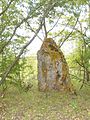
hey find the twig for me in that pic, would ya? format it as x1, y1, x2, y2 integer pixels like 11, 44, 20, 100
69, 27, 90, 41
47, 17, 60, 33
75, 59, 90, 74
53, 16, 72, 39
26, 21, 43, 41
59, 18, 78, 47
69, 73, 83, 81
42, 1, 57, 38
0, 16, 29, 53
0, 0, 14, 16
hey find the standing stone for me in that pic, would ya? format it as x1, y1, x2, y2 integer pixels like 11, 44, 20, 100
37, 38, 73, 92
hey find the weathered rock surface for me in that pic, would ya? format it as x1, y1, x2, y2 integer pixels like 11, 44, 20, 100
37, 38, 73, 92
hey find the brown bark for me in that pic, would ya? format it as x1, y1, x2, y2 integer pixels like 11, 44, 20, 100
0, 22, 42, 85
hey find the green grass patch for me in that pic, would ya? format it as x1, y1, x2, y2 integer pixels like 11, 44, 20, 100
0, 80, 90, 120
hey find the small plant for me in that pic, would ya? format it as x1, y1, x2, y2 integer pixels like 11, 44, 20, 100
69, 100, 79, 111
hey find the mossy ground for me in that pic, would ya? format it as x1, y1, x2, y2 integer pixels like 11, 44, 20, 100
0, 80, 90, 120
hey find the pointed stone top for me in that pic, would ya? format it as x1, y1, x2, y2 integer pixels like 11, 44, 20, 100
37, 37, 75, 93
41, 38, 58, 51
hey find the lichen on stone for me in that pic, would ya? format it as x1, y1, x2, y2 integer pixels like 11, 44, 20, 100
37, 38, 75, 93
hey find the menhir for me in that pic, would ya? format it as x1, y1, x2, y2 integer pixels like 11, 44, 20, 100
37, 38, 74, 93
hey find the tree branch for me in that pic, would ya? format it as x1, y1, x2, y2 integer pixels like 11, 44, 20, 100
0, 16, 30, 54
26, 21, 43, 41
42, 1, 57, 38
0, 4, 42, 53
69, 73, 83, 81
0, 0, 14, 16
47, 17, 60, 34
43, 18, 47, 38
0, 1, 57, 85
0, 21, 43, 85
53, 16, 72, 39
75, 59, 90, 73
69, 26, 90, 41
59, 18, 78, 47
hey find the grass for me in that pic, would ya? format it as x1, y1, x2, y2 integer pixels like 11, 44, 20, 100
0, 80, 90, 120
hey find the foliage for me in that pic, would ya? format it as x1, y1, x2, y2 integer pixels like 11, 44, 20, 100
0, 0, 90, 90
67, 39, 90, 88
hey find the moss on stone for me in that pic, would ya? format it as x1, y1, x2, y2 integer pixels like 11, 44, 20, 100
38, 38, 75, 93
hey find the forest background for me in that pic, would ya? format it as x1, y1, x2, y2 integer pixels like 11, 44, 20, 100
0, 0, 90, 119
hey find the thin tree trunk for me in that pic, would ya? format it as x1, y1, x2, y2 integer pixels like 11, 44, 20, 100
0, 22, 42, 85
0, 1, 57, 85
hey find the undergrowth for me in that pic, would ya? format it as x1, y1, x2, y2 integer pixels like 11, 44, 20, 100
0, 80, 90, 120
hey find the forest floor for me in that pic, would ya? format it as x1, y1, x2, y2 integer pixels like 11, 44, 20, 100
0, 80, 90, 120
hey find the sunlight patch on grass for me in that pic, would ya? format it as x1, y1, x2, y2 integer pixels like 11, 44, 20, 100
0, 80, 90, 120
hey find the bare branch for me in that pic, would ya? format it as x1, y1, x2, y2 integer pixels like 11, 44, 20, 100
43, 18, 47, 38
53, 16, 72, 39
59, 18, 78, 47
75, 59, 90, 72
74, 28, 90, 41
47, 17, 60, 33
42, 1, 57, 38
26, 21, 43, 41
